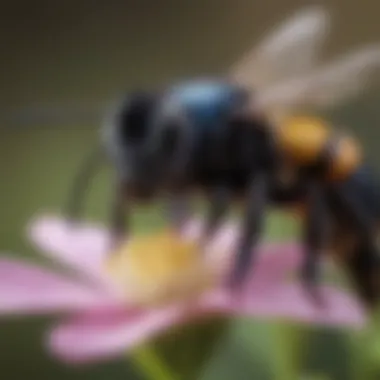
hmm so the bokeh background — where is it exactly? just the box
[1,0,380,379]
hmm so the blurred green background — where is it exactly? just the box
[1,1,380,379]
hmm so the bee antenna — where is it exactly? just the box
[64,143,105,224]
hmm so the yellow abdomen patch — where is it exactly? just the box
[277,116,331,165]
[326,136,362,181]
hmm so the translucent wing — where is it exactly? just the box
[255,45,380,117]
[230,6,330,91]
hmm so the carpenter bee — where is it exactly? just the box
[65,6,380,308]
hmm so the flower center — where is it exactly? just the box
[104,230,220,307]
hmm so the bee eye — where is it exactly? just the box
[118,93,156,144]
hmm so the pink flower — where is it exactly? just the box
[0,215,366,364]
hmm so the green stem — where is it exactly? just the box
[271,323,302,380]
[132,344,179,380]
[350,314,379,380]
[348,331,367,380]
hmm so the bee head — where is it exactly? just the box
[103,91,192,201]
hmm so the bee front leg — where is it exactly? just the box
[198,186,231,251]
[228,172,268,291]
[65,145,103,223]
[165,194,192,235]
[302,182,329,306]
[108,179,129,252]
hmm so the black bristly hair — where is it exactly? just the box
[145,97,195,181]
[116,91,157,145]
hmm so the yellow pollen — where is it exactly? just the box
[104,230,219,307]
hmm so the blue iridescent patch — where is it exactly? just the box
[168,79,239,128]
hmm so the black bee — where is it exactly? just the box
[65,6,380,308]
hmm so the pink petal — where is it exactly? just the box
[28,215,110,280]
[174,280,367,329]
[0,258,118,315]
[236,284,366,328]
[48,306,189,363]
[184,219,238,253]
[186,219,303,285]
[29,216,208,273]
[29,214,301,283]
[47,282,366,364]
[243,243,303,289]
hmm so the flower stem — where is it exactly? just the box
[132,344,179,380]
[271,323,302,380]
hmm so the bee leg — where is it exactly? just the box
[228,173,268,291]
[336,185,380,307]
[165,194,192,235]
[347,243,380,309]
[65,144,103,223]
[301,182,329,307]
[198,186,231,251]
[108,179,129,253]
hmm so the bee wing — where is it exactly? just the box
[255,45,380,116]
[230,6,330,91]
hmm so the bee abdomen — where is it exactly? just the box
[276,116,331,165]
[276,115,363,181]
[326,135,362,181]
